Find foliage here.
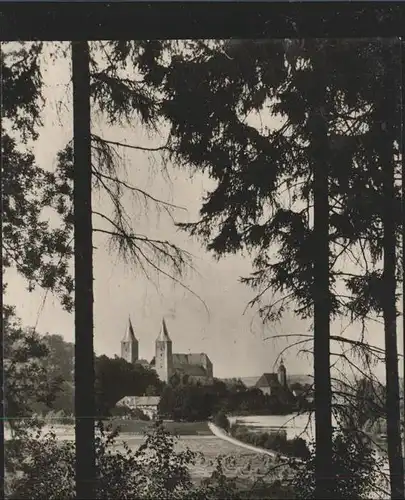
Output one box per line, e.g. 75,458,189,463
118,37,402,496
42,334,74,383
213,410,230,433
5,419,245,500
159,380,295,422
110,405,150,421
95,355,163,415
30,335,75,415
159,384,213,422
290,430,386,499
123,39,397,319
4,307,64,434
2,43,74,309
42,410,75,426
2,131,74,310
230,424,310,460
3,40,197,314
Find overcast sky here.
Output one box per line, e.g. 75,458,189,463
4,42,402,381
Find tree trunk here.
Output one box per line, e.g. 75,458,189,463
311,64,334,498
72,41,96,499
0,44,5,498
382,142,405,499
401,38,405,478
380,64,404,496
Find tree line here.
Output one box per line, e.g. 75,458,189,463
3,311,162,430
159,378,297,422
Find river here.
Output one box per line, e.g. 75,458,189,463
228,412,389,498
229,412,321,442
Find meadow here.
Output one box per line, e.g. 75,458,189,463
5,419,283,481
107,418,212,436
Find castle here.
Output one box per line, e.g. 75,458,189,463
120,317,214,385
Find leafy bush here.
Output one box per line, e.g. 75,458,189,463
5,418,244,500
109,405,150,421
290,430,386,499
213,410,230,432
43,410,75,425
229,425,309,459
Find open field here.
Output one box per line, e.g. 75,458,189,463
107,419,211,436
5,421,282,480
4,419,211,440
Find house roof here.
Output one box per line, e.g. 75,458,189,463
255,373,280,388
117,395,160,407
133,396,160,406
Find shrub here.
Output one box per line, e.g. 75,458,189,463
213,410,230,433
5,418,247,500
110,405,150,421
229,426,308,459
43,410,74,426
290,430,386,499
289,437,310,460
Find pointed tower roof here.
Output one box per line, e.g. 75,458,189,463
157,318,171,341
122,317,137,343
278,357,286,370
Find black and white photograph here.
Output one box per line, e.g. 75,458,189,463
2,4,405,499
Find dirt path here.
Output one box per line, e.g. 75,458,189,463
208,421,279,457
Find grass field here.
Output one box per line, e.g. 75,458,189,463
110,434,280,479
6,420,285,481
107,419,211,436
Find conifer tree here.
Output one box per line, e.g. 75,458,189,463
118,37,404,497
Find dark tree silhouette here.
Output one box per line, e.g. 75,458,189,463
72,40,95,499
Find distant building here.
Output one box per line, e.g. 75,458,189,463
254,359,295,404
118,395,160,420
120,317,214,385
120,318,139,364
255,373,281,396
255,359,288,395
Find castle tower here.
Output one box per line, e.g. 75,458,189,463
121,317,139,364
155,318,173,383
277,358,287,388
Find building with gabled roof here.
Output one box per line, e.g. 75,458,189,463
255,372,280,395
117,395,160,420
254,359,294,403
120,317,214,385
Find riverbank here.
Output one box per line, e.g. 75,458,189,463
208,421,280,458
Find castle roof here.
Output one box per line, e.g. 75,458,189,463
173,353,212,366
156,318,171,342
122,317,137,343
175,364,207,377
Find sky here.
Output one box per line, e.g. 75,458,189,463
4,41,403,381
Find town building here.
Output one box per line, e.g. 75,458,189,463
117,395,160,420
